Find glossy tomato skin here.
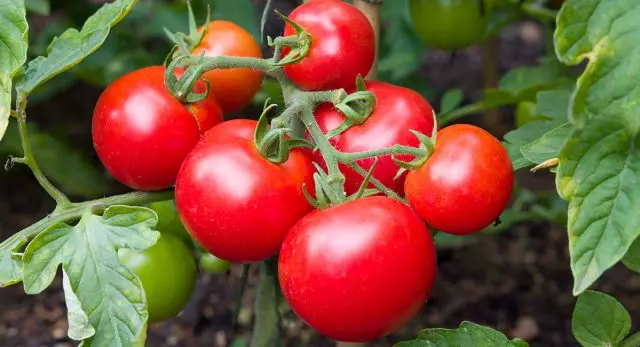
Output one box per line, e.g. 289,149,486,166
92,66,223,191
193,21,264,113
279,196,437,342
175,119,315,263
118,233,197,323
283,0,375,91
311,81,436,196
410,0,486,50
405,124,514,235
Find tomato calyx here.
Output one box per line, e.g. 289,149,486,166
268,10,312,66
164,1,210,55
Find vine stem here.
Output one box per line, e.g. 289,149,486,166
13,94,71,208
621,332,640,347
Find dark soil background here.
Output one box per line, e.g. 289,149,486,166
1,3,639,347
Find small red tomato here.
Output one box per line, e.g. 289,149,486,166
311,81,436,196
192,20,264,113
279,196,437,342
175,119,315,263
283,0,375,91
405,124,514,235
92,66,223,191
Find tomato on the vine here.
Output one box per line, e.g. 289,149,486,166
192,20,264,113
279,196,437,342
282,0,375,91
92,66,223,191
148,200,192,243
311,81,437,196
405,124,514,235
118,233,197,323
175,119,315,263
409,0,487,50
199,253,231,274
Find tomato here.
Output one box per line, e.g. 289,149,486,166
405,124,514,235
92,66,223,191
199,253,231,274
118,233,197,323
175,119,315,263
148,200,191,243
282,0,375,91
310,81,437,196
279,196,437,342
192,21,264,113
409,0,486,50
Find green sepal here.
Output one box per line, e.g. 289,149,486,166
349,159,379,200
355,74,367,91
270,10,312,66
163,1,210,55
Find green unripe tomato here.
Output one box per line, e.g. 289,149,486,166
199,253,231,274
148,200,192,244
118,233,197,323
410,0,487,50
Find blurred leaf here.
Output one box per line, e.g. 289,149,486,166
378,0,423,82
622,237,640,273
572,290,631,347
15,0,137,94
0,121,114,198
25,0,50,15
251,260,281,347
497,59,567,101
481,0,521,41
439,89,464,115
23,206,159,346
395,321,529,346
0,0,28,141
210,0,260,40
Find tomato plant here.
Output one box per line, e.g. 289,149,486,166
92,66,223,191
405,124,514,235
175,119,315,263
278,196,437,342
118,233,197,323
282,0,375,91
409,0,487,50
192,20,264,113
311,80,437,196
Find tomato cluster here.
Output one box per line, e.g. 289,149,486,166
92,0,514,340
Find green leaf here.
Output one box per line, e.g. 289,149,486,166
395,321,529,347
210,0,259,40
0,121,114,198
25,0,50,15
572,290,631,347
378,0,423,81
622,237,640,272
554,0,640,295
496,60,567,101
22,206,159,346
520,123,572,164
536,90,573,121
250,260,281,347
0,0,28,141
62,271,95,340
0,236,29,287
15,0,137,94
439,89,464,115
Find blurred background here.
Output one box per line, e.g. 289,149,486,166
1,0,638,346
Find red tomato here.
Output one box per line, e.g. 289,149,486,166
92,66,222,191
175,119,315,263
279,196,437,342
192,20,264,113
310,81,436,196
282,0,375,91
405,124,514,235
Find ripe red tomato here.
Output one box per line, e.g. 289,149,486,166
282,0,375,91
175,119,315,263
310,81,436,196
192,20,264,113
92,66,222,191
405,124,514,235
279,196,437,342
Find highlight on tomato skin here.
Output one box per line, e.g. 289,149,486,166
278,196,438,342
405,124,515,235
282,0,376,91
174,119,316,263
91,65,223,191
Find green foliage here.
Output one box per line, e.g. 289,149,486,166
554,0,640,295
395,321,529,346
251,260,281,347
622,237,640,273
0,0,28,141
23,206,159,346
572,290,632,347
